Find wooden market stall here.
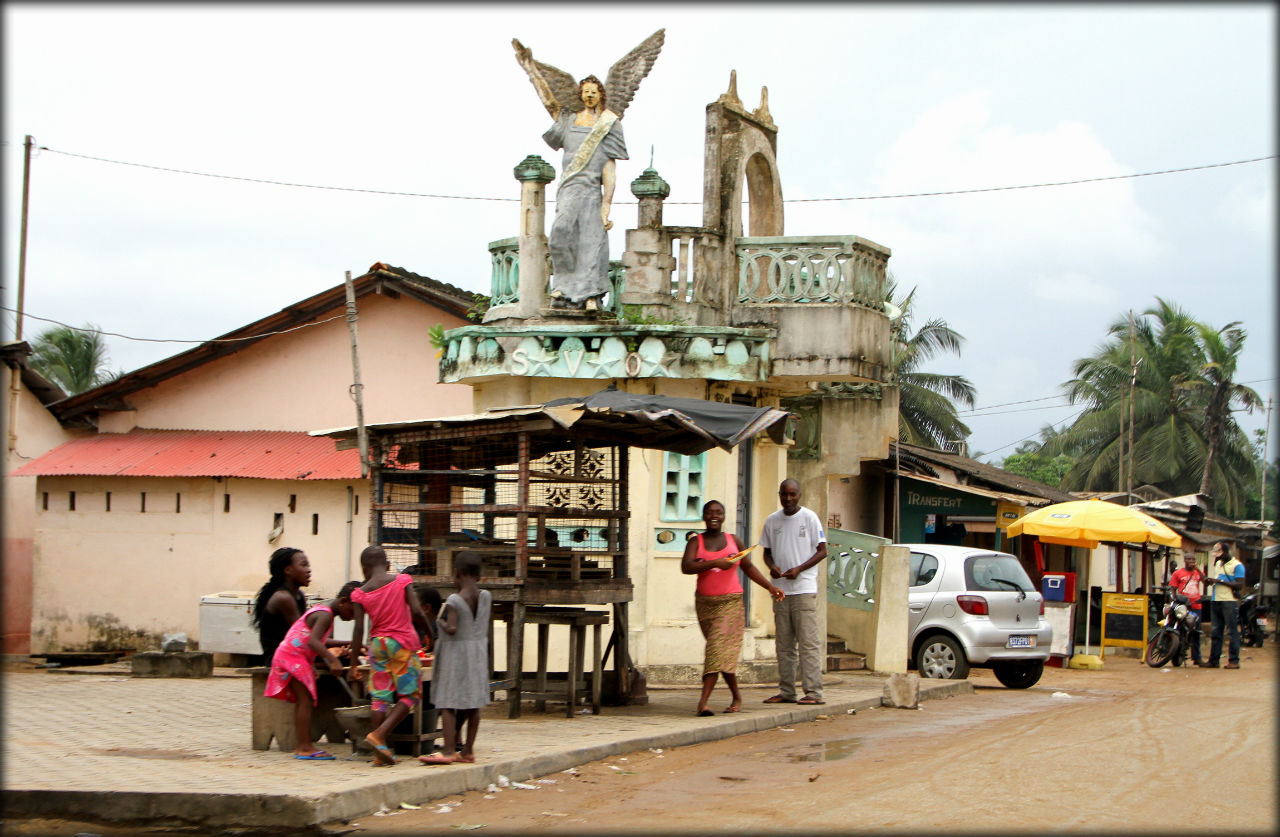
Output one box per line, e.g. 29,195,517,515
315,388,790,718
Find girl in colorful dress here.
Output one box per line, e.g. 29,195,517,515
681,500,784,716
264,580,360,760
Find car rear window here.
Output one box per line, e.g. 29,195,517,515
909,552,938,586
964,553,1033,593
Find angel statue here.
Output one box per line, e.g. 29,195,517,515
514,29,665,311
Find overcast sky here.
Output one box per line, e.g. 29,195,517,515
3,3,1275,463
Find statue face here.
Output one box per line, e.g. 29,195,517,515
580,81,602,109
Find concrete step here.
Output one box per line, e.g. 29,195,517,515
827,651,866,671
826,635,848,655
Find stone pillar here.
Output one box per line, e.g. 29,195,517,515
620,167,677,312
514,155,555,318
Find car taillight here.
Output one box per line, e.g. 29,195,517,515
1039,597,1045,616
956,595,989,615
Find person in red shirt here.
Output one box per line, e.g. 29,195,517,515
1168,553,1207,665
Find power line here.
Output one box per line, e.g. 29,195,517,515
963,402,1076,418
3,306,345,345
29,144,1276,205
959,393,1068,413
981,409,1088,457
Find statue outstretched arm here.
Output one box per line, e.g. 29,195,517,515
601,158,616,231
513,39,560,119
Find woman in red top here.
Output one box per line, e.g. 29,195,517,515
682,499,784,716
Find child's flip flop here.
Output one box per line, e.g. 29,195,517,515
365,737,396,766
294,750,335,760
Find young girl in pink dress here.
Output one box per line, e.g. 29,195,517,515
264,580,360,760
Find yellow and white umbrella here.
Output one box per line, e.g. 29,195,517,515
1006,498,1182,669
1005,498,1181,549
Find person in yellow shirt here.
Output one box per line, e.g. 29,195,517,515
1198,540,1245,669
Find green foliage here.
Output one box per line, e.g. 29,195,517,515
466,294,491,322
427,323,446,358
1002,451,1075,487
1000,424,1076,486
1047,298,1262,516
887,278,977,449
620,304,686,326
28,324,116,395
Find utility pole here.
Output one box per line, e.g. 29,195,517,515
1127,310,1137,500
343,271,369,479
1262,395,1273,520
16,135,33,341
8,135,34,456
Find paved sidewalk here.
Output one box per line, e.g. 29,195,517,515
2,664,970,829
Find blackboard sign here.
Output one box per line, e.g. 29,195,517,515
1100,593,1148,650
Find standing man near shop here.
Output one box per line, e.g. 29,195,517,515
1200,540,1245,669
761,479,828,705
1169,552,1207,665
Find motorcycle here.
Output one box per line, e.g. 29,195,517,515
1238,584,1268,647
1146,588,1200,667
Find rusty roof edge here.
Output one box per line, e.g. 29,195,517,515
49,267,473,424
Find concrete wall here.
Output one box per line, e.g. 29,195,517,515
3,374,78,654
29,475,360,653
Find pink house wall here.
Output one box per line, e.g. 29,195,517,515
98,292,473,432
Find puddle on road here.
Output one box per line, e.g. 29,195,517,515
787,737,864,763
86,747,206,760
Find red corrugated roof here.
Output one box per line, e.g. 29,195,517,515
9,429,361,480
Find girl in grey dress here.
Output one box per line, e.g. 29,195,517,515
419,551,491,764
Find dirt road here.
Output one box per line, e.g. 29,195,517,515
10,643,1275,835
353,643,1277,834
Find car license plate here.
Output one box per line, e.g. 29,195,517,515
1007,635,1035,648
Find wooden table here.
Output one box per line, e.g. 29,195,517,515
521,606,609,718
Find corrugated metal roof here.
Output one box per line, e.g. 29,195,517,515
9,429,361,480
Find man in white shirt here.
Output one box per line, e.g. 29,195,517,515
760,479,828,705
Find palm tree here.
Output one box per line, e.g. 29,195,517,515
888,283,977,449
1188,321,1262,503
28,324,116,395
1048,298,1260,515
1049,299,1203,491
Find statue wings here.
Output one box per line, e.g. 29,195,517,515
604,28,665,119
514,28,665,119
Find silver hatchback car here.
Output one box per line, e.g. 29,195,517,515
903,544,1052,689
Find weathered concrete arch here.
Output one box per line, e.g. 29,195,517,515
701,76,785,239
742,149,783,238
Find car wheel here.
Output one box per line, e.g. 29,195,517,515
992,659,1045,689
916,635,969,680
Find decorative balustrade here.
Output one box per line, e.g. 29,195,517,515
736,235,889,309
662,226,719,305
488,237,625,315
488,238,520,307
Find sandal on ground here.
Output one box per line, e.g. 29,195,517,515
796,696,826,705
696,708,715,717
723,705,741,714
419,752,458,765
294,750,335,760
365,737,396,766
762,694,796,704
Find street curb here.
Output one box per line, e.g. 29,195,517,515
1,678,974,829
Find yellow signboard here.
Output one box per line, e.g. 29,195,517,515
995,502,1025,529
1100,592,1148,651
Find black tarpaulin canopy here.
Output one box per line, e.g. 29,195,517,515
313,388,792,457
541,388,791,455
